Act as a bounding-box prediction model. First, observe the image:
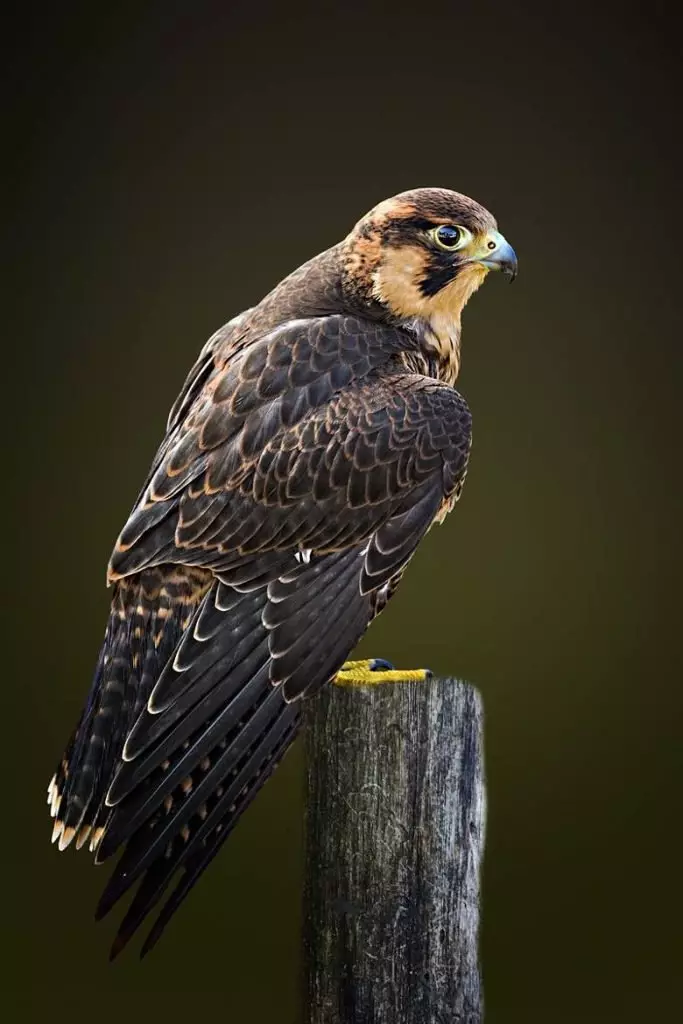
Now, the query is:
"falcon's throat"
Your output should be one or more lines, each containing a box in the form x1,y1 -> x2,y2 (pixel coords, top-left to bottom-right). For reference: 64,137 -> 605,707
372,245 -> 488,385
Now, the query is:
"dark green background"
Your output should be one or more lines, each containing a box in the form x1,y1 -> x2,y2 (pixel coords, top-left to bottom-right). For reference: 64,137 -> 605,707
8,2 -> 681,1020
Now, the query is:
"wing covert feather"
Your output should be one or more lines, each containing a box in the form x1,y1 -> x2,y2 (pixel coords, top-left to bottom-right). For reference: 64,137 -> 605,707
109,311 -> 471,584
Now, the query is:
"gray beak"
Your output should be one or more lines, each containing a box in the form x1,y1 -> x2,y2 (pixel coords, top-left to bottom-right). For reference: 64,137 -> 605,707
479,234 -> 518,281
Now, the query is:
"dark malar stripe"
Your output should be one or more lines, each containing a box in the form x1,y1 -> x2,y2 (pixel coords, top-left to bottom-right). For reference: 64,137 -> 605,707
419,257 -> 460,297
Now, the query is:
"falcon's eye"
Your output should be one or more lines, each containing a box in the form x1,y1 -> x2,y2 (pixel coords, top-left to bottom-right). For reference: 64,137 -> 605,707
430,224 -> 472,252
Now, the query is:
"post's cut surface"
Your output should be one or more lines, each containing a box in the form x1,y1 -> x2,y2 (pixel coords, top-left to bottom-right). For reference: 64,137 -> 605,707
302,677 -> 485,1024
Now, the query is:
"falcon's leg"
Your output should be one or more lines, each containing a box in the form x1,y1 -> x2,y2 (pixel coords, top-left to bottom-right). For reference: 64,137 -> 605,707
334,658 -> 431,686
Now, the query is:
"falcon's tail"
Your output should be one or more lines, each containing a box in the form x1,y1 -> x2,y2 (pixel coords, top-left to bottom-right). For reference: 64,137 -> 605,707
47,567 -> 209,853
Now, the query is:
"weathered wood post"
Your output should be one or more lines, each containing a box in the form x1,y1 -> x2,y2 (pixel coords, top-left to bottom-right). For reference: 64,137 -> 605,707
302,677 -> 486,1024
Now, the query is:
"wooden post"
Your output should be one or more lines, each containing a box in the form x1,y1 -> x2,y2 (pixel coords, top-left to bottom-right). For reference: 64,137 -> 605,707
302,677 -> 486,1024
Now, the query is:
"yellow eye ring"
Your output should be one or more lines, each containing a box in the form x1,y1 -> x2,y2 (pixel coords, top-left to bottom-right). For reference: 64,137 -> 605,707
430,224 -> 472,251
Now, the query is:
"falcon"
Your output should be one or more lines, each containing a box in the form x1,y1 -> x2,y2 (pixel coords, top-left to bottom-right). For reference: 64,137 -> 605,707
47,187 -> 517,957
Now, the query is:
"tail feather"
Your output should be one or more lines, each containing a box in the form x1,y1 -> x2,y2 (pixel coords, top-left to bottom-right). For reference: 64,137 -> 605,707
49,604 -> 136,851
48,567 -> 210,852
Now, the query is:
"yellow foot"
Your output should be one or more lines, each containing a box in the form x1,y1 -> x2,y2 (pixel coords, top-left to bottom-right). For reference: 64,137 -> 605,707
334,658 -> 431,686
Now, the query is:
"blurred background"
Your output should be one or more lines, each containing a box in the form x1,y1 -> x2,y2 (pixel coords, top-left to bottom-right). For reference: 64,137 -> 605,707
7,1 -> 681,1020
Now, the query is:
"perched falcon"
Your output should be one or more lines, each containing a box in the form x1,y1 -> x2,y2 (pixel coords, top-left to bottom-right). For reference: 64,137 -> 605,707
47,187 -> 517,957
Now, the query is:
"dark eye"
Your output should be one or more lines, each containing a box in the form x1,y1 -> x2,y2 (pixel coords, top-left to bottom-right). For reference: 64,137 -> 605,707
430,224 -> 472,251
436,226 -> 460,247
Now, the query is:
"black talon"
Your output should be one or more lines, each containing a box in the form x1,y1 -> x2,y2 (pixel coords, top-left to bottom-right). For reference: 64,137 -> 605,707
369,658 -> 395,671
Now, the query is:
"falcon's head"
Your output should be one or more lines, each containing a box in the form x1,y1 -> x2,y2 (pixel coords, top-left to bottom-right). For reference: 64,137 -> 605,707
341,187 -> 516,354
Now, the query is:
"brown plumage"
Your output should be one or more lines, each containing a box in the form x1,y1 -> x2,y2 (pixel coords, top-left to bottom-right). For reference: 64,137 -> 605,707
47,187 -> 517,957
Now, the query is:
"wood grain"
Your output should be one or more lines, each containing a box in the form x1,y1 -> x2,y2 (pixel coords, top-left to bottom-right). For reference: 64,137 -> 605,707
303,677 -> 485,1024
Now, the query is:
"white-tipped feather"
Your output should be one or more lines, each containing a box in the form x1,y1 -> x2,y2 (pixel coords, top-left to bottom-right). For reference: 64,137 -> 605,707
51,792 -> 62,818
58,826 -> 76,852
75,824 -> 92,851
89,826 -> 105,854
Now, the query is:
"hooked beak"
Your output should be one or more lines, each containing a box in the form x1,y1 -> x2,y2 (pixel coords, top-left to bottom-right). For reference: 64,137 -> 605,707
477,230 -> 518,281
